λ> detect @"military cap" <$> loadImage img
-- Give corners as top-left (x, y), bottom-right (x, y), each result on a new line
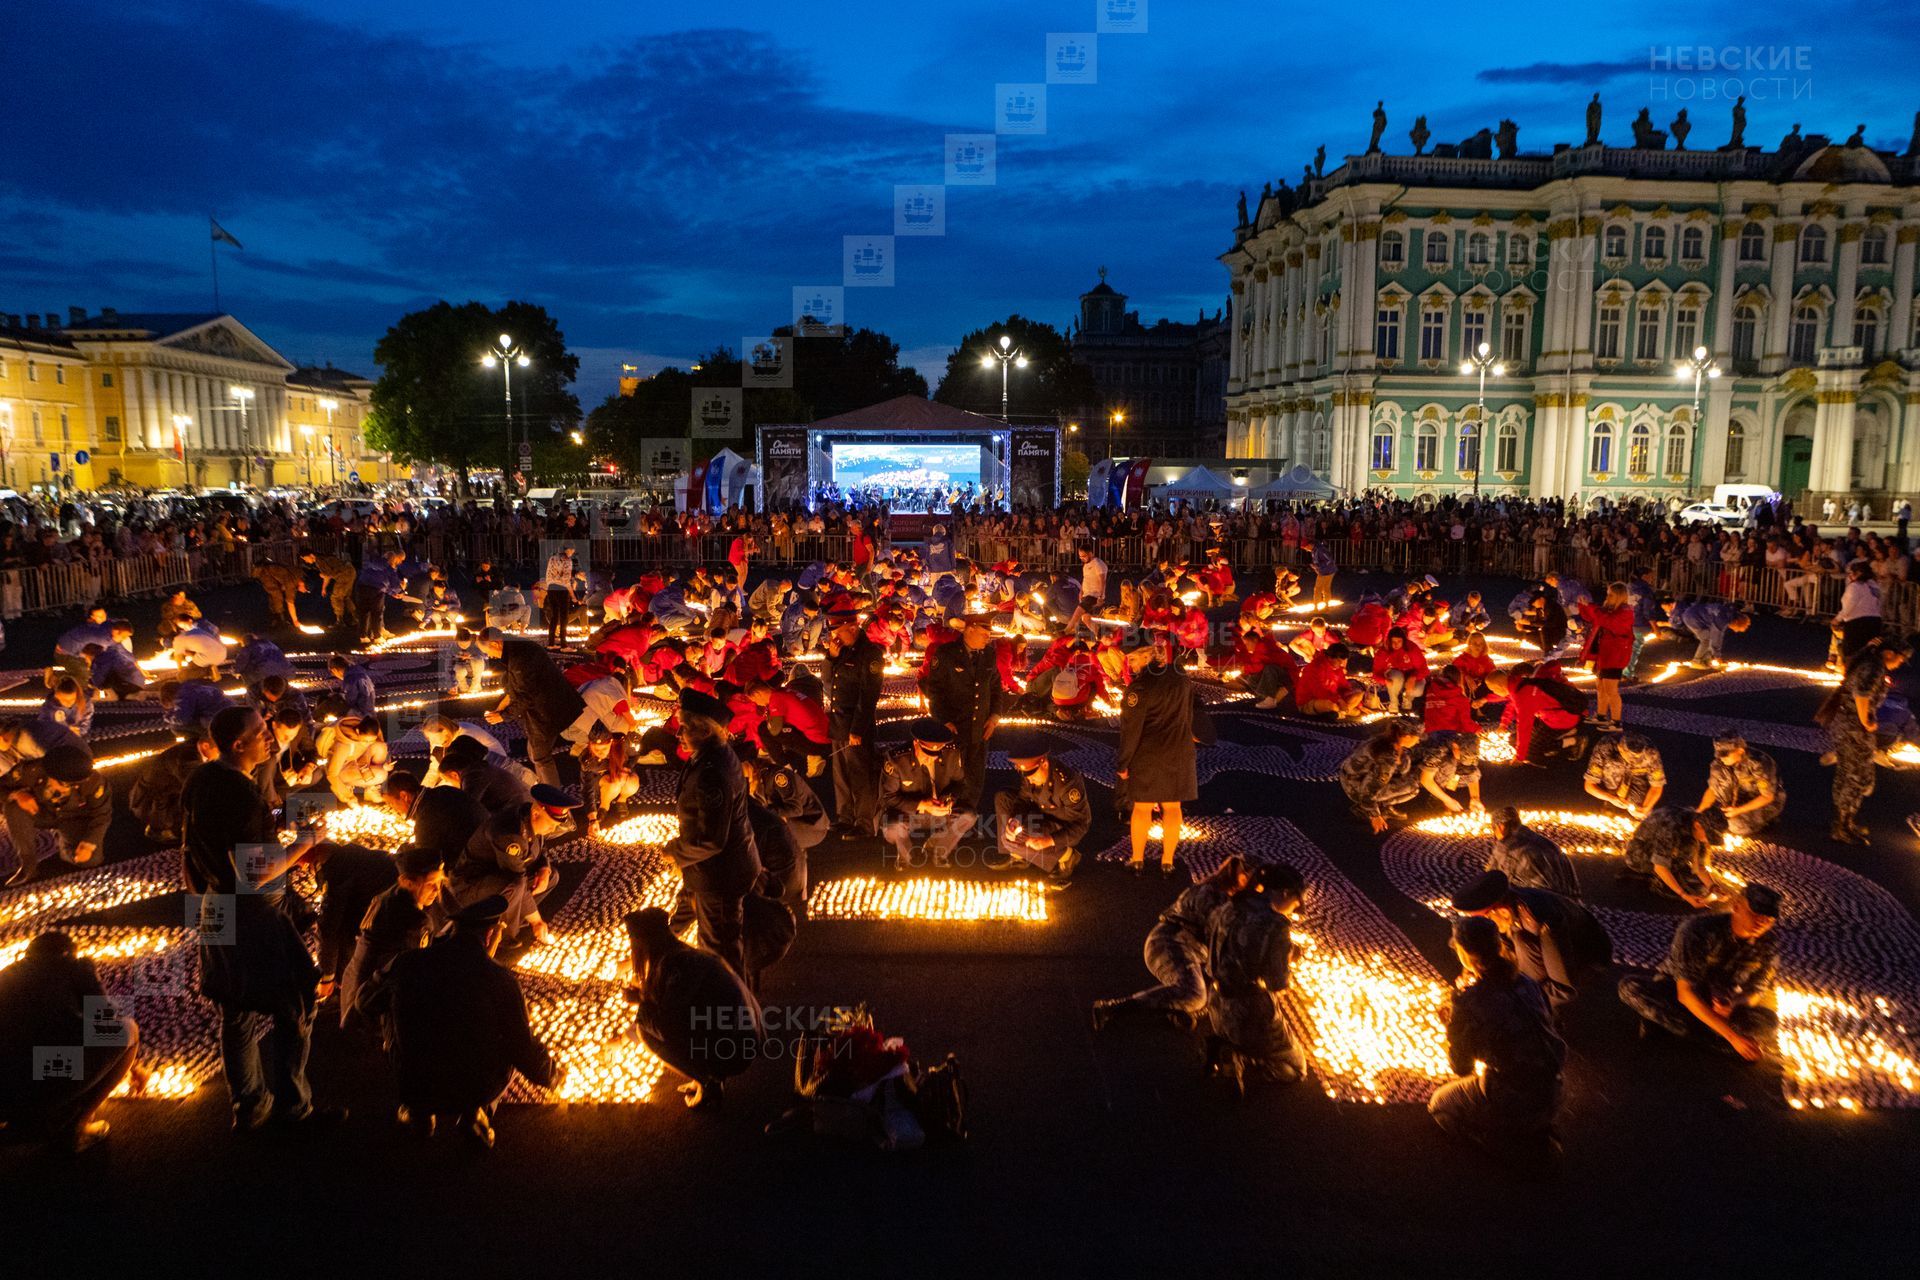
top-left (454, 894), bottom-right (510, 927)
top-left (908, 719), bottom-right (956, 745)
top-left (678, 689), bottom-right (730, 725)
top-left (441, 736), bottom-right (490, 771)
top-left (1450, 869), bottom-right (1511, 914)
top-left (1712, 734), bottom-right (1747, 760)
top-left (1744, 882), bottom-right (1782, 918)
top-left (395, 845), bottom-right (444, 879)
top-left (43, 744), bottom-right (94, 784)
top-left (1005, 747), bottom-right (1051, 767)
top-left (530, 782), bottom-right (586, 817)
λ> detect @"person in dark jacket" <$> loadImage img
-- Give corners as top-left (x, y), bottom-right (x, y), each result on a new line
top-left (878, 721), bottom-right (976, 868)
top-left (440, 735), bottom-right (535, 813)
top-left (1092, 857), bottom-right (1251, 1030)
top-left (1485, 806), bottom-right (1582, 898)
top-left (3, 743), bottom-right (110, 888)
top-left (623, 907), bottom-right (763, 1110)
top-left (993, 748), bottom-right (1092, 884)
top-left (1429, 917), bottom-right (1565, 1154)
top-left (922, 614), bottom-right (1008, 807)
top-left (442, 786), bottom-right (578, 944)
top-left (1117, 631), bottom-right (1208, 874)
top-left (129, 729), bottom-right (219, 842)
top-left (1205, 862), bottom-right (1308, 1095)
top-left (0, 931), bottom-right (139, 1151)
top-left (382, 769), bottom-right (488, 863)
top-left (299, 548), bottom-right (357, 625)
top-left (665, 691), bottom-right (762, 978)
top-left (341, 845), bottom-right (445, 1033)
top-left (253, 559), bottom-right (308, 629)
top-left (303, 842), bottom-right (400, 1009)
top-left (1451, 870), bottom-right (1612, 1014)
top-left (823, 608), bottom-right (884, 835)
top-left (354, 548), bottom-right (412, 644)
top-left (373, 894), bottom-right (563, 1146)
top-left (481, 627), bottom-right (586, 786)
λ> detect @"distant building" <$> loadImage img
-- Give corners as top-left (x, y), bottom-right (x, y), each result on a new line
top-left (1070, 268), bottom-right (1228, 458)
top-left (1223, 108), bottom-right (1920, 509)
top-left (0, 306), bottom-right (385, 491)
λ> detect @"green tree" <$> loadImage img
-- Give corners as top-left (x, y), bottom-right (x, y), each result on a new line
top-left (366, 299), bottom-right (580, 492)
top-left (933, 315), bottom-right (1097, 422)
top-left (784, 326), bottom-right (929, 417)
top-left (1062, 447), bottom-right (1090, 499)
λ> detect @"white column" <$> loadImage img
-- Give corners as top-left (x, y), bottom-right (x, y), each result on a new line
top-left (1831, 221), bottom-right (1862, 348)
top-left (1711, 218), bottom-right (1740, 361)
top-left (1810, 386), bottom-right (1858, 494)
top-left (1891, 225), bottom-right (1918, 358)
top-left (1697, 380), bottom-right (1734, 486)
top-left (1228, 283), bottom-right (1246, 385)
top-left (1764, 221), bottom-right (1798, 370)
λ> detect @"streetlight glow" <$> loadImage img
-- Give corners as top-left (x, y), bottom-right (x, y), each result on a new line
top-left (1678, 344), bottom-right (1720, 493)
top-left (982, 333), bottom-right (1027, 421)
top-left (484, 333), bottom-right (532, 488)
top-left (1460, 341), bottom-right (1502, 500)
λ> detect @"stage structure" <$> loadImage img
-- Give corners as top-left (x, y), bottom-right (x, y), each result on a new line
top-left (756, 395), bottom-right (1061, 515)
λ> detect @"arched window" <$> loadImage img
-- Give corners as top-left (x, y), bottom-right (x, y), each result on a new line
top-left (1508, 235), bottom-right (1531, 266)
top-left (1415, 418), bottom-right (1440, 471)
top-left (1732, 304), bottom-right (1760, 363)
top-left (1603, 224), bottom-right (1629, 258)
top-left (1379, 231), bottom-right (1404, 267)
top-left (1861, 226), bottom-right (1890, 265)
top-left (1799, 225), bottom-right (1828, 265)
top-left (1424, 230), bottom-right (1450, 267)
top-left (1680, 226), bottom-right (1706, 261)
top-left (1643, 225), bottom-right (1668, 261)
top-left (1458, 410), bottom-right (1482, 475)
top-left (1725, 420), bottom-right (1747, 479)
top-left (1496, 419), bottom-right (1520, 472)
top-left (1371, 419), bottom-right (1396, 471)
top-left (1664, 424), bottom-right (1688, 477)
top-left (1590, 421), bottom-right (1614, 475)
top-left (1628, 422), bottom-right (1653, 478)
top-left (1789, 305), bottom-right (1822, 365)
top-left (1312, 419), bottom-right (1331, 471)
top-left (1467, 233), bottom-right (1492, 266)
top-left (1853, 306), bottom-right (1882, 359)
top-left (1739, 223), bottom-right (1767, 262)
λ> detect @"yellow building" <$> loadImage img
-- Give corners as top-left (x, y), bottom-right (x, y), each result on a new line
top-left (0, 307), bottom-right (385, 492)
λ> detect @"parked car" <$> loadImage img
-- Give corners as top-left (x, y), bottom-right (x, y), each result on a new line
top-left (1678, 501), bottom-right (1744, 527)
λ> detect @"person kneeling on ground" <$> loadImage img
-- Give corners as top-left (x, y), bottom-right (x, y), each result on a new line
top-left (623, 906), bottom-right (763, 1110)
top-left (1450, 870), bottom-right (1612, 1015)
top-left (0, 931), bottom-right (142, 1152)
top-left (1204, 862), bottom-right (1309, 1097)
top-left (1430, 917), bottom-right (1566, 1156)
top-left (992, 749), bottom-right (1091, 886)
top-left (1617, 883), bottom-right (1782, 1068)
top-left (1092, 857), bottom-right (1251, 1032)
top-left (1338, 719), bottom-right (1423, 834)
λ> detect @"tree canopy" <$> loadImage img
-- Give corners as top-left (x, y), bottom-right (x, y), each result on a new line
top-left (932, 314), bottom-right (1097, 424)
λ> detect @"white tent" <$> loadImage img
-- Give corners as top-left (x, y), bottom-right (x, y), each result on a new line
top-left (1157, 465), bottom-right (1237, 501)
top-left (1247, 465), bottom-right (1335, 502)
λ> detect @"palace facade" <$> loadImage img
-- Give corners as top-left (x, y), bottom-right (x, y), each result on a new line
top-left (1222, 112), bottom-right (1920, 508)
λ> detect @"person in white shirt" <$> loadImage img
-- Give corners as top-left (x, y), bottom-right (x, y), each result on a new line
top-left (170, 622), bottom-right (228, 676)
top-left (1833, 561), bottom-right (1883, 665)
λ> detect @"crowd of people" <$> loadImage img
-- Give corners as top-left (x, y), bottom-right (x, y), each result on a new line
top-left (0, 485), bottom-right (1908, 1162)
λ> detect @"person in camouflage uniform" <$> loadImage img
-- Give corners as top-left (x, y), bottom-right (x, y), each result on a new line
top-left (1091, 857), bottom-right (1251, 1031)
top-left (1582, 732), bottom-right (1666, 820)
top-left (1697, 735), bottom-right (1784, 836)
top-left (1429, 916), bottom-right (1565, 1152)
top-left (1451, 870), bottom-right (1612, 1013)
top-left (1622, 806), bottom-right (1727, 908)
top-left (1618, 883), bottom-right (1782, 1066)
top-left (1827, 638), bottom-right (1911, 845)
top-left (1414, 732), bottom-right (1482, 814)
top-left (1339, 719), bottom-right (1423, 833)
top-left (1204, 863), bottom-right (1309, 1096)
top-left (1485, 806), bottom-right (1582, 898)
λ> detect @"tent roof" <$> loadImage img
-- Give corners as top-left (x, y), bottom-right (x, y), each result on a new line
top-left (1248, 465), bottom-right (1335, 499)
top-left (804, 395), bottom-right (1011, 433)
top-left (1158, 464), bottom-right (1236, 495)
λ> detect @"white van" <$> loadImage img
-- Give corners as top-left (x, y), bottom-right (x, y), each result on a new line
top-left (1712, 484), bottom-right (1778, 512)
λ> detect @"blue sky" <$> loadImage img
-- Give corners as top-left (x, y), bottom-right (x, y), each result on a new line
top-left (5, 1), bottom-right (1913, 403)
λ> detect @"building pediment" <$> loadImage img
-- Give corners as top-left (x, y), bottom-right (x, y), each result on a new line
top-left (158, 318), bottom-right (294, 370)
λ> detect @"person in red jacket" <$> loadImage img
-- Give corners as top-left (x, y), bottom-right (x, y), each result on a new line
top-left (1288, 615), bottom-right (1337, 664)
top-left (1346, 598), bottom-right (1392, 653)
top-left (595, 616), bottom-right (660, 671)
top-left (1372, 627), bottom-right (1431, 713)
top-left (745, 679), bottom-right (831, 772)
top-left (1579, 582), bottom-right (1636, 730)
top-left (723, 618), bottom-right (782, 688)
top-left (1422, 664), bottom-right (1478, 734)
top-left (1239, 591), bottom-right (1281, 627)
top-left (1226, 617), bottom-right (1299, 709)
top-left (1501, 661), bottom-right (1587, 763)
top-left (1450, 632), bottom-right (1504, 707)
top-left (1168, 602), bottom-right (1211, 665)
top-left (1296, 643), bottom-right (1365, 718)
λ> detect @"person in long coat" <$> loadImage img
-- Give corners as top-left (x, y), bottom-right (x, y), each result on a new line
top-left (1117, 632), bottom-right (1211, 874)
top-left (623, 906), bottom-right (764, 1110)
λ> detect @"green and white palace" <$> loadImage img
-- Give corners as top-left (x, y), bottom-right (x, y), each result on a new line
top-left (1222, 106), bottom-right (1920, 508)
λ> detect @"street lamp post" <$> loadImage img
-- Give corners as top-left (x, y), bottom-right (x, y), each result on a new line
top-left (1457, 340), bottom-right (1505, 501)
top-left (317, 397), bottom-right (339, 489)
top-left (300, 424), bottom-right (315, 485)
top-left (172, 413), bottom-right (193, 487)
top-left (1108, 408), bottom-right (1125, 462)
top-left (482, 334), bottom-right (532, 493)
top-left (980, 334), bottom-right (1028, 421)
top-left (1675, 344), bottom-right (1721, 498)
top-left (228, 385), bottom-right (255, 489)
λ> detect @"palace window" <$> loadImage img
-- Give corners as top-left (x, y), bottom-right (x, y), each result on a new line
top-left (53, 365), bottom-right (65, 385)
top-left (60, 412), bottom-right (70, 443)
top-left (1458, 413), bottom-right (1482, 474)
top-left (1590, 422), bottom-right (1614, 475)
top-left (1312, 422), bottom-right (1331, 471)
top-left (31, 411), bottom-right (42, 443)
top-left (1595, 304), bottom-right (1624, 360)
top-left (1508, 235), bottom-right (1531, 267)
top-left (1634, 303), bottom-right (1663, 362)
top-left (1496, 420), bottom-right (1520, 472)
top-left (1680, 226), bottom-right (1706, 262)
top-left (1664, 424), bottom-right (1688, 477)
top-left (1799, 225), bottom-right (1828, 266)
top-left (1789, 305), bottom-right (1822, 365)
top-left (1643, 225), bottom-right (1668, 262)
top-left (1602, 224), bottom-right (1629, 259)
top-left (1467, 233), bottom-right (1492, 267)
top-left (1419, 308), bottom-right (1447, 362)
top-left (1860, 226), bottom-right (1890, 266)
top-left (104, 416), bottom-right (121, 443)
top-left (1415, 419), bottom-right (1439, 471)
top-left (1731, 305), bottom-right (1759, 364)
top-left (101, 372), bottom-right (113, 388)
top-left (1853, 306), bottom-right (1882, 359)
top-left (1375, 306), bottom-right (1401, 360)
top-left (1628, 422), bottom-right (1653, 478)
top-left (1319, 315), bottom-right (1333, 365)
top-left (1501, 307), bottom-right (1529, 363)
top-left (1461, 309), bottom-right (1488, 359)
top-left (1673, 305), bottom-right (1701, 359)
top-left (1739, 223), bottom-right (1767, 262)
top-left (1424, 231), bottom-right (1450, 268)
top-left (1379, 232), bottom-right (1404, 267)
top-left (1372, 422), bottom-right (1396, 471)
top-left (1725, 421), bottom-right (1746, 478)
top-left (25, 360), bottom-right (36, 383)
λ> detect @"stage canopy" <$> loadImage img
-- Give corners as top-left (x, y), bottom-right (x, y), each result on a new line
top-left (1247, 465), bottom-right (1336, 501)
top-left (1156, 464), bottom-right (1238, 501)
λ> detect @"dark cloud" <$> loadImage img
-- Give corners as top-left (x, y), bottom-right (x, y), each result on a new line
top-left (1476, 60), bottom-right (1643, 85)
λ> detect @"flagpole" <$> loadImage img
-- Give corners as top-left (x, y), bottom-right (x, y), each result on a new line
top-left (210, 213), bottom-right (221, 311)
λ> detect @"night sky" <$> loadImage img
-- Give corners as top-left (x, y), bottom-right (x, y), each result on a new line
top-left (6, 1), bottom-right (1913, 402)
